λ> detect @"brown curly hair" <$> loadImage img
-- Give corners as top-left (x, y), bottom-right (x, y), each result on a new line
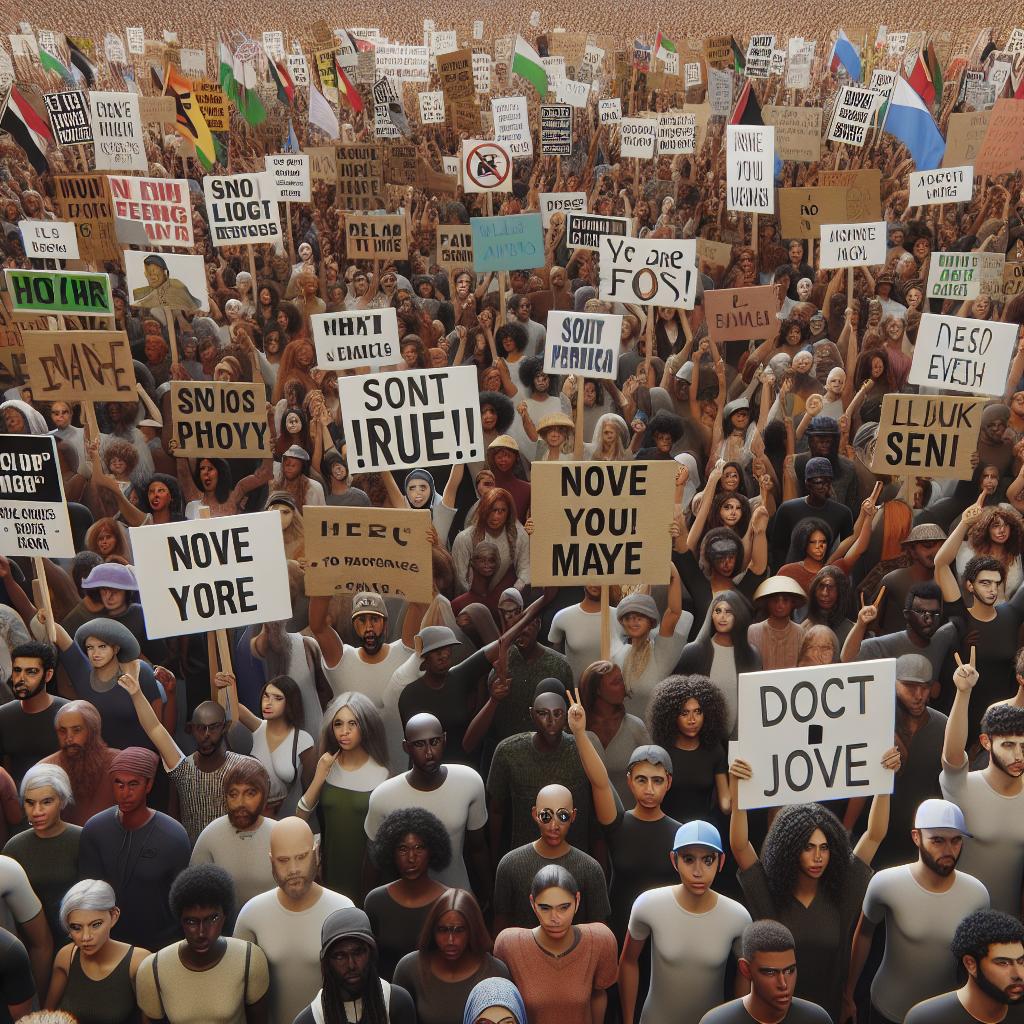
top-left (646, 675), bottom-right (728, 750)
top-left (965, 505), bottom-right (1024, 565)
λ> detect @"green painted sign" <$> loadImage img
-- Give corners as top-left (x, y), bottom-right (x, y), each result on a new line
top-left (3, 269), bottom-right (114, 316)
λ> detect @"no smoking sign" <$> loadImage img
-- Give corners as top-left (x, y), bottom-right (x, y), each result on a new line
top-left (461, 140), bottom-right (513, 193)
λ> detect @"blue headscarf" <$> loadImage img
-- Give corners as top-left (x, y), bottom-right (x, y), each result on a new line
top-left (462, 979), bottom-right (528, 1024)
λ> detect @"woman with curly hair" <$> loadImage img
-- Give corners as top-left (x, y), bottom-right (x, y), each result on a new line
top-left (646, 674), bottom-right (730, 824)
top-left (393, 889), bottom-right (509, 1024)
top-left (801, 565), bottom-right (855, 644)
top-left (947, 503), bottom-right (1024, 599)
top-left (364, 808), bottom-right (452, 980)
top-left (450, 488), bottom-right (530, 593)
top-left (84, 517), bottom-right (132, 562)
top-left (728, 752), bottom-right (900, 1023)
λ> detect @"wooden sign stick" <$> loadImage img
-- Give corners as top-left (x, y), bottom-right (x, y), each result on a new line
top-left (600, 585), bottom-right (611, 661)
top-left (643, 308), bottom-right (655, 386)
top-left (285, 202), bottom-right (296, 264)
top-left (31, 559), bottom-right (56, 643)
top-left (165, 307), bottom-right (180, 366)
top-left (573, 376), bottom-right (587, 458)
top-left (198, 505), bottom-right (233, 712)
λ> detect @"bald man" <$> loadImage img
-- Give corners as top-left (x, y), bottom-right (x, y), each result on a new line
top-left (234, 816), bottom-right (354, 1024)
top-left (493, 782), bottom-right (612, 931)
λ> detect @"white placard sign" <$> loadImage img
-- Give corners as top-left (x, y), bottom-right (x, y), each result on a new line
top-left (461, 139), bottom-right (513, 193)
top-left (419, 91), bottom-right (445, 123)
top-left (927, 253), bottom-right (982, 301)
top-left (311, 308), bottom-right (400, 370)
top-left (123, 250), bottom-right (209, 312)
top-left (126, 26), bottom-right (145, 55)
top-left (657, 113), bottom-right (696, 154)
top-left (89, 91), bottom-right (146, 172)
top-left (203, 173), bottom-right (282, 247)
top-left (544, 311), bottom-right (623, 379)
top-left (598, 98), bottom-right (621, 124)
top-left (540, 192), bottom-right (587, 228)
top-left (337, 366), bottom-right (483, 472)
top-left (129, 512), bottom-right (291, 638)
top-left (726, 125), bottom-right (775, 212)
top-left (472, 52), bottom-right (491, 93)
top-left (684, 62), bottom-right (701, 88)
top-left (819, 222), bottom-right (887, 269)
top-left (473, 20), bottom-right (484, 40)
top-left (286, 54), bottom-right (309, 86)
top-left (20, 220), bottom-right (79, 260)
top-left (732, 659), bottom-right (896, 809)
top-left (262, 31), bottom-right (285, 60)
top-left (826, 85), bottom-right (877, 147)
top-left (908, 313), bottom-right (1017, 396)
top-left (264, 154), bottom-right (311, 202)
top-left (909, 166), bottom-right (974, 206)
top-left (619, 117), bottom-right (656, 158)
top-left (180, 48), bottom-right (207, 76)
top-left (708, 67), bottom-right (733, 115)
top-left (0, 435), bottom-right (75, 559)
top-left (491, 97), bottom-right (533, 158)
top-left (599, 236), bottom-right (697, 309)
top-left (556, 78), bottom-right (590, 108)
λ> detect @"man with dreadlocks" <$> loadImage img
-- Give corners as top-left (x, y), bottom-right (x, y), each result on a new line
top-left (293, 907), bottom-right (415, 1024)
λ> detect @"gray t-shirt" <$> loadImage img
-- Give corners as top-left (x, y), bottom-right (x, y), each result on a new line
top-left (190, 815), bottom-right (275, 909)
top-left (698, 997), bottom-right (833, 1024)
top-left (858, 625), bottom-right (956, 683)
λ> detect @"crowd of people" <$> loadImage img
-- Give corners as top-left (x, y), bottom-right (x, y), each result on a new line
top-left (0, 8), bottom-right (1021, 1024)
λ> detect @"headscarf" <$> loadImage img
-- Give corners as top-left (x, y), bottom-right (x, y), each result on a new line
top-left (0, 400), bottom-right (48, 434)
top-left (462, 979), bottom-right (528, 1024)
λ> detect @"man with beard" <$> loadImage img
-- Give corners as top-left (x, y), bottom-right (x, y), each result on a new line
top-left (234, 816), bottom-right (354, 1024)
top-left (794, 415), bottom-right (860, 518)
top-left (941, 654), bottom-right (1024, 916)
top-left (77, 746), bottom-right (190, 948)
top-left (845, 799), bottom-right (990, 1024)
top-left (872, 524), bottom-right (947, 634)
top-left (769, 459), bottom-right (853, 570)
top-left (40, 700), bottom-right (118, 825)
top-left (190, 759), bottom-right (276, 916)
top-left (0, 641), bottom-right (67, 785)
top-left (906, 910), bottom-right (1024, 1024)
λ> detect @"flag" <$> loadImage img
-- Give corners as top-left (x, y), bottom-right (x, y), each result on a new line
top-left (729, 79), bottom-right (763, 125)
top-left (884, 76), bottom-right (945, 170)
top-left (266, 53), bottom-right (295, 106)
top-left (0, 85), bottom-right (52, 174)
top-left (925, 43), bottom-right (943, 104)
top-left (906, 44), bottom-right (943, 106)
top-left (66, 37), bottom-right (97, 86)
top-left (830, 29), bottom-right (862, 81)
top-left (218, 38), bottom-right (267, 126)
top-left (334, 55), bottom-right (364, 113)
top-left (512, 35), bottom-right (548, 98)
top-left (308, 83), bottom-right (339, 139)
top-left (163, 62), bottom-right (221, 170)
top-left (730, 36), bottom-right (746, 74)
top-left (39, 47), bottom-right (76, 85)
top-left (654, 31), bottom-right (677, 63)
top-left (283, 119), bottom-right (299, 153)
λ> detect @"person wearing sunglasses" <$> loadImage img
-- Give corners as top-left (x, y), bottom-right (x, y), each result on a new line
top-left (462, 976), bottom-right (528, 1024)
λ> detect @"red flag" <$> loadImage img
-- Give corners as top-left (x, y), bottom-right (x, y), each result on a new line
top-left (907, 50), bottom-right (935, 105)
top-left (335, 56), bottom-right (364, 113)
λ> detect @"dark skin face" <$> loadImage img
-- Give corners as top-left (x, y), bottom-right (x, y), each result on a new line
top-left (805, 475), bottom-right (832, 502)
top-left (908, 540), bottom-right (942, 570)
top-left (531, 693), bottom-right (567, 744)
top-left (180, 903), bottom-right (226, 959)
top-left (111, 772), bottom-right (152, 816)
top-left (403, 718), bottom-right (446, 775)
top-left (394, 832), bottom-right (430, 880)
top-left (904, 597), bottom-right (941, 639)
top-left (187, 703), bottom-right (228, 757)
top-left (327, 938), bottom-right (372, 994)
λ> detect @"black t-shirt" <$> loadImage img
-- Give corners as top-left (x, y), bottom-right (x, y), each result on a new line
top-left (770, 498), bottom-right (853, 571)
top-left (664, 744), bottom-right (727, 825)
top-left (906, 990), bottom-right (1024, 1023)
top-left (699, 996), bottom-right (832, 1024)
top-left (0, 696), bottom-right (68, 784)
top-left (0, 929), bottom-right (34, 1024)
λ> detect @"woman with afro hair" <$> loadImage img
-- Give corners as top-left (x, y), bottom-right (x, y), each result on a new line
top-left (728, 748), bottom-right (901, 1023)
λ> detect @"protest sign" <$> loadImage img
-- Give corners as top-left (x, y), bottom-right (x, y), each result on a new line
top-left (775, 189), bottom-right (852, 238)
top-left (473, 52), bottom-right (491, 93)
top-left (732, 659), bottom-right (896, 809)
top-left (705, 285), bottom-right (779, 343)
top-left (826, 85), bottom-right (877, 147)
top-left (707, 67), bottom-right (733, 116)
top-left (909, 166), bottom-right (974, 206)
top-left (819, 222), bottom-right (887, 269)
top-left (337, 144), bottom-right (384, 210)
top-left (125, 26), bottom-right (145, 54)
top-left (927, 253), bottom-right (982, 301)
top-left (303, 147), bottom-right (335, 186)
top-left (180, 48), bottom-right (208, 77)
top-left (311, 308), bottom-right (400, 370)
top-left (108, 176), bottom-right (194, 247)
top-left (684, 62), bottom-right (702, 88)
top-left (657, 113), bottom-right (697, 154)
top-left (544, 311), bottom-right (622, 379)
top-left (43, 91), bottom-right (91, 145)
top-left (598, 98), bottom-right (621, 124)
top-left (137, 95), bottom-right (176, 127)
top-left (726, 125), bottom-right (775, 213)
top-left (697, 238), bottom-right (735, 276)
top-left (287, 54), bottom-right (309, 86)
top-left (192, 80), bottom-right (229, 131)
top-left (744, 33), bottom-right (775, 77)
top-left (203, 174), bottom-right (282, 247)
top-left (598, 236), bottom-right (697, 309)
top-left (908, 313), bottom-right (1017, 396)
top-left (1003, 262), bottom-right (1024, 300)
top-left (337, 365), bottom-right (483, 472)
top-left (871, 394), bottom-right (984, 479)
top-left (19, 221), bottom-right (78, 261)
top-left (530, 460), bottom-right (676, 584)
top-left (436, 225), bottom-right (474, 270)
top-left (21, 330), bottom-right (135, 402)
top-left (470, 214), bottom-right (544, 272)
top-left (346, 215), bottom-right (409, 260)
top-left (384, 146), bottom-right (418, 188)
top-left (437, 48), bottom-right (475, 103)
top-left (816, 169), bottom-right (882, 221)
top-left (304, 506), bottom-right (433, 601)
top-left (264, 155), bottom-right (311, 203)
top-left (5, 270), bottom-right (112, 316)
top-left (51, 175), bottom-right (117, 265)
top-left (540, 104), bottom-right (573, 156)
top-left (419, 91), bottom-right (445, 123)
top-left (943, 111), bottom-right (990, 168)
top-left (374, 43), bottom-right (430, 81)
top-left (0, 434), bottom-right (74, 558)
top-left (973, 99), bottom-right (1024, 176)
top-left (89, 91), bottom-right (145, 172)
top-left (491, 97), bottom-right (532, 158)
top-left (704, 36), bottom-right (732, 68)
top-left (130, 512), bottom-right (291, 638)
top-left (170, 382), bottom-right (271, 458)
top-left (556, 78), bottom-right (590, 108)
top-left (461, 139), bottom-right (512, 193)
top-left (123, 251), bottom-right (208, 312)
top-left (540, 192), bottom-right (586, 228)
top-left (978, 253), bottom-right (1006, 300)
top-left (619, 118), bottom-right (657, 158)
top-left (762, 106), bottom-right (822, 162)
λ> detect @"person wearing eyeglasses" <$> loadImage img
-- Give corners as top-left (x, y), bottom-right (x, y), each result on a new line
top-left (462, 976), bottom-right (528, 1024)
top-left (393, 888), bottom-right (509, 1024)
top-left (136, 865), bottom-right (270, 1024)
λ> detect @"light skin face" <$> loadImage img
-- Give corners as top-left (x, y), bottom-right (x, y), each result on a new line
top-left (913, 827), bottom-right (963, 876)
top-left (24, 785), bottom-right (62, 834)
top-left (57, 713), bottom-right (90, 757)
top-left (621, 612), bottom-right (655, 640)
top-left (719, 498), bottom-right (743, 527)
top-left (798, 827), bottom-right (830, 881)
top-left (966, 943), bottom-right (1024, 1004)
top-left (711, 601), bottom-right (735, 635)
top-left (967, 570), bottom-right (1003, 608)
top-left (67, 908), bottom-right (118, 957)
top-left (11, 657), bottom-right (50, 701)
top-left (530, 886), bottom-right (578, 941)
top-left (50, 402), bottom-right (71, 428)
top-left (984, 733), bottom-right (1024, 778)
top-left (721, 466), bottom-right (740, 490)
top-left (474, 1008), bottom-right (518, 1024)
top-left (226, 780), bottom-right (264, 830)
top-left (333, 706), bottom-right (362, 753)
top-left (406, 480), bottom-right (431, 507)
top-left (84, 637), bottom-right (117, 671)
top-left (270, 821), bottom-right (319, 900)
top-left (486, 500), bottom-right (509, 532)
top-left (628, 761), bottom-right (671, 811)
top-left (896, 678), bottom-right (931, 718)
top-left (671, 844), bottom-right (722, 896)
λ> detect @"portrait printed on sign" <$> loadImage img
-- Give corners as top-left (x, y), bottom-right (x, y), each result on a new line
top-left (124, 251), bottom-right (208, 312)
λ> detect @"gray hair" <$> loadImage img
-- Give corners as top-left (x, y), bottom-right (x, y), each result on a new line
top-left (59, 879), bottom-right (117, 931)
top-left (319, 692), bottom-right (389, 769)
top-left (20, 764), bottom-right (73, 808)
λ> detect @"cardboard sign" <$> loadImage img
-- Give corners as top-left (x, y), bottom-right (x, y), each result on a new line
top-left (345, 214), bottom-right (409, 260)
top-left (337, 144), bottom-right (384, 210)
top-left (598, 98), bottom-right (621, 124)
top-left (89, 91), bottom-right (146, 172)
top-left (530, 461), bottom-right (676, 584)
top-left (492, 97), bottom-right (533, 158)
top-left (470, 214), bottom-right (544, 273)
top-left (973, 99), bottom-right (1024, 176)
top-left (544, 311), bottom-right (622, 379)
top-left (540, 104), bottom-right (573, 156)
top-left (129, 512), bottom-right (291, 638)
top-left (123, 251), bottom-right (208, 312)
top-left (170, 382), bottom-right (271, 458)
top-left (311, 308), bottom-right (400, 370)
top-left (726, 125), bottom-right (775, 212)
top-left (265, 154), bottom-right (311, 202)
top-left (598, 235), bottom-right (697, 309)
top-left (19, 221), bottom-right (79, 261)
top-left (5, 270), bottom-right (112, 315)
top-left (745, 33), bottom-right (775, 78)
top-left (566, 213), bottom-right (631, 251)
top-left (927, 253), bottom-right (982, 301)
top-left (137, 95), bottom-right (176, 127)
top-left (1004, 262), bottom-right (1024, 300)
top-left (619, 117), bottom-right (657, 158)
top-left (21, 329), bottom-right (135, 401)
top-left (704, 36), bottom-right (732, 68)
top-left (826, 86), bottom-right (877, 147)
top-left (705, 285), bottom-right (779, 343)
top-left (909, 166), bottom-right (974, 206)
top-left (871, 394), bottom-right (984, 478)
top-left (419, 91), bottom-right (445, 123)
top-left (539, 192), bottom-right (586, 228)
top-left (51, 175), bottom-right (118, 265)
top-left (108, 176), bottom-right (194, 247)
top-left (337, 365), bottom-right (483, 473)
top-left (819, 222), bottom-right (887, 269)
top-left (762, 105), bottom-right (822, 162)
top-left (943, 111), bottom-right (990, 168)
top-left (0, 434), bottom-right (74, 558)
top-left (908, 313), bottom-right (1017, 396)
top-left (43, 90), bottom-right (92, 145)
top-left (203, 173), bottom-right (282, 247)
top-left (657, 113), bottom-right (697, 154)
top-left (732, 659), bottom-right (896, 809)
top-left (437, 48), bottom-right (475, 103)
top-left (779, 186), bottom-right (873, 238)
top-left (697, 238), bottom-right (735, 274)
top-left (462, 139), bottom-right (512, 193)
top-left (436, 225), bottom-right (474, 270)
top-left (304, 506), bottom-right (433, 601)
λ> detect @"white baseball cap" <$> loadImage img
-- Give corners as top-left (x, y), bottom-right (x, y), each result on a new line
top-left (914, 799), bottom-right (972, 836)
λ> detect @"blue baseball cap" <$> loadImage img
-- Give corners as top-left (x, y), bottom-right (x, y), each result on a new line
top-left (672, 820), bottom-right (723, 853)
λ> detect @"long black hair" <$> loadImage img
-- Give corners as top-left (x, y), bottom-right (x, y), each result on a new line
top-left (191, 456), bottom-right (232, 503)
top-left (320, 942), bottom-right (389, 1024)
top-left (804, 565), bottom-right (853, 630)
top-left (785, 517), bottom-right (834, 565)
top-left (675, 591), bottom-right (761, 677)
top-left (761, 803), bottom-right (852, 909)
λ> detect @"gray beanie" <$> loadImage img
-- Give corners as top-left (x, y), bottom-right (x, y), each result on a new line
top-left (320, 907), bottom-right (377, 960)
top-left (615, 593), bottom-right (660, 625)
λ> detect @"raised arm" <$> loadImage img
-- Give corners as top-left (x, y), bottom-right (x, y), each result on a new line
top-left (935, 499), bottom-right (982, 602)
top-left (117, 672), bottom-right (184, 771)
top-left (213, 671), bottom-right (261, 732)
top-left (942, 650), bottom-right (977, 770)
top-left (841, 595), bottom-right (881, 662)
top-left (566, 690), bottom-right (618, 826)
top-left (727, 758), bottom-right (758, 871)
top-left (852, 747), bottom-right (901, 864)
top-left (660, 562), bottom-right (683, 637)
top-left (307, 595), bottom-right (343, 669)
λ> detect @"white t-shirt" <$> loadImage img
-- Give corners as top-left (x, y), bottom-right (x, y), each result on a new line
top-left (249, 721), bottom-right (315, 804)
top-left (709, 643), bottom-right (739, 736)
top-left (940, 760), bottom-right (1024, 915)
top-left (322, 643), bottom-right (412, 707)
top-left (0, 855), bottom-right (42, 934)
top-left (365, 766), bottom-right (487, 891)
top-left (548, 604), bottom-right (625, 684)
top-left (862, 865), bottom-right (989, 1021)
top-left (628, 887), bottom-right (751, 1024)
top-left (190, 815), bottom-right (276, 908)
top-left (327, 757), bottom-right (389, 793)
